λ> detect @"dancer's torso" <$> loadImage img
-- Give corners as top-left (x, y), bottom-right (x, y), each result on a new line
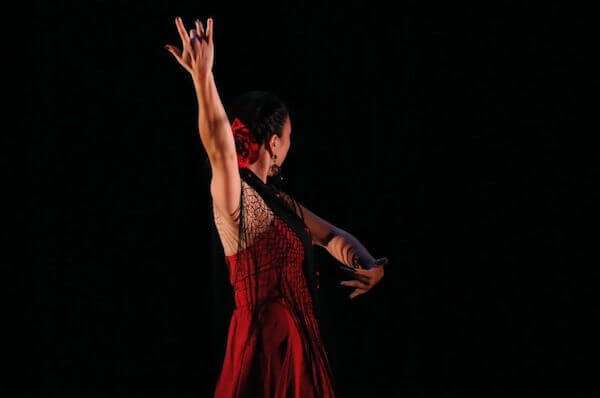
top-left (212, 180), bottom-right (312, 310)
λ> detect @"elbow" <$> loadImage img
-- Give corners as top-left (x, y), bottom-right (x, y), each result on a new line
top-left (209, 148), bottom-right (236, 160)
top-left (320, 227), bottom-right (340, 249)
top-left (207, 147), bottom-right (238, 165)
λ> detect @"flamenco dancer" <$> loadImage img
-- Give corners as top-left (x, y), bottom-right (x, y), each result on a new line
top-left (165, 16), bottom-right (388, 398)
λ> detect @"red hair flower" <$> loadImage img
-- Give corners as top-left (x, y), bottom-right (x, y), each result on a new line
top-left (231, 118), bottom-right (260, 168)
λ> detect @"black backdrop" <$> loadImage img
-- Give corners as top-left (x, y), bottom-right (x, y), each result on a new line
top-left (28, 1), bottom-right (598, 397)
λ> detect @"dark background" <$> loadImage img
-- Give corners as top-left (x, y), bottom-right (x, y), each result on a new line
top-left (28, 1), bottom-right (598, 397)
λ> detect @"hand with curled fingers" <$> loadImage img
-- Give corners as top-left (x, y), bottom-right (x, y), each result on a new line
top-left (164, 16), bottom-right (215, 84)
top-left (339, 257), bottom-right (388, 300)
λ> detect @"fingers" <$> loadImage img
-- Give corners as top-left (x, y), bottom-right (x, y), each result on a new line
top-left (338, 264), bottom-right (357, 273)
top-left (344, 269), bottom-right (372, 283)
top-left (189, 29), bottom-right (202, 56)
top-left (164, 44), bottom-right (181, 59)
top-left (175, 17), bottom-right (196, 65)
top-left (195, 19), bottom-right (206, 39)
top-left (354, 266), bottom-right (384, 277)
top-left (355, 267), bottom-right (384, 287)
top-left (340, 279), bottom-right (370, 289)
top-left (354, 269), bottom-right (380, 282)
top-left (175, 16), bottom-right (190, 45)
top-left (338, 264), bottom-right (368, 279)
top-left (338, 266), bottom-right (370, 283)
top-left (164, 44), bottom-right (184, 64)
top-left (354, 274), bottom-right (372, 284)
top-left (170, 16), bottom-right (213, 72)
top-left (353, 268), bottom-right (372, 276)
top-left (207, 17), bottom-right (213, 43)
top-left (350, 288), bottom-right (367, 300)
top-left (164, 43), bottom-right (193, 73)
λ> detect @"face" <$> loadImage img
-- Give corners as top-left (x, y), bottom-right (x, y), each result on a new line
top-left (270, 116), bottom-right (292, 166)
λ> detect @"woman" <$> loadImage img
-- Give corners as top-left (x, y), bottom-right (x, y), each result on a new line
top-left (165, 17), bottom-right (387, 398)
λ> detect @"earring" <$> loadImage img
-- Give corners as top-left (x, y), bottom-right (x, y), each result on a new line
top-left (269, 152), bottom-right (280, 177)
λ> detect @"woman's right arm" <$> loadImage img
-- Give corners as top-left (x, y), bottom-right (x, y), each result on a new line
top-left (166, 17), bottom-right (240, 220)
top-left (194, 71), bottom-right (241, 222)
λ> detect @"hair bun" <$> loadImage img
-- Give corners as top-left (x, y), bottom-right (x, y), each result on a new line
top-left (231, 118), bottom-right (260, 168)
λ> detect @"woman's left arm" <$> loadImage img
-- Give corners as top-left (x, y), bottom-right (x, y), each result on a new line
top-left (298, 203), bottom-right (387, 299)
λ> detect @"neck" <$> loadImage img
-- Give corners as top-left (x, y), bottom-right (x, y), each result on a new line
top-left (247, 159), bottom-right (270, 184)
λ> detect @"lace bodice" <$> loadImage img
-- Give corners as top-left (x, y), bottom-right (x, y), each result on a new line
top-left (212, 179), bottom-right (307, 256)
top-left (212, 178), bottom-right (312, 308)
top-left (212, 179), bottom-right (274, 256)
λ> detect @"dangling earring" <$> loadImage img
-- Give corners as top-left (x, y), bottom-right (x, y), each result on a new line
top-left (269, 152), bottom-right (281, 177)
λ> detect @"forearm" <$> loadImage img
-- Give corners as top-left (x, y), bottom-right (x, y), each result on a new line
top-left (192, 73), bottom-right (236, 159)
top-left (325, 226), bottom-right (377, 269)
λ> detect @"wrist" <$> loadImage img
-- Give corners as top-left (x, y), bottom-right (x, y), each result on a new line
top-left (349, 251), bottom-right (376, 269)
top-left (367, 257), bottom-right (388, 269)
top-left (192, 71), bottom-right (214, 92)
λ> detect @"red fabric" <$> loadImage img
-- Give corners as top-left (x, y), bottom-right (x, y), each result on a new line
top-left (214, 217), bottom-right (336, 397)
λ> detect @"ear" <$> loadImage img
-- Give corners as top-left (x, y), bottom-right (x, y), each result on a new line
top-left (267, 134), bottom-right (279, 156)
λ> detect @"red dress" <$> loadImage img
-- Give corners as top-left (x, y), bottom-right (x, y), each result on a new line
top-left (213, 195), bottom-right (336, 398)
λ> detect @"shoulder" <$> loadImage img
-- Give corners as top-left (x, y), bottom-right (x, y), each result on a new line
top-left (212, 179), bottom-right (247, 226)
top-left (272, 190), bottom-right (334, 246)
top-left (215, 179), bottom-right (274, 228)
top-left (275, 189), bottom-right (305, 220)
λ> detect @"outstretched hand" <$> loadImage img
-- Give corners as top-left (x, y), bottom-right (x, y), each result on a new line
top-left (165, 16), bottom-right (214, 83)
top-left (339, 257), bottom-right (387, 300)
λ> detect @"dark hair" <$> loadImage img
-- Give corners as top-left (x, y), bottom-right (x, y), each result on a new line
top-left (228, 91), bottom-right (289, 147)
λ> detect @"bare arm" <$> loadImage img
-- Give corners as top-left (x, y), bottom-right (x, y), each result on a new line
top-left (166, 17), bottom-right (240, 220)
top-left (296, 202), bottom-right (387, 299)
top-left (192, 71), bottom-right (236, 162)
top-left (195, 73), bottom-right (241, 221)
top-left (299, 204), bottom-right (378, 269)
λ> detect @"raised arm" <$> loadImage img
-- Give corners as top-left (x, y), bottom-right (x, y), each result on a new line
top-left (165, 17), bottom-right (240, 221)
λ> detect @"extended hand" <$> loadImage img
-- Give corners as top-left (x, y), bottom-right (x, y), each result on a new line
top-left (165, 16), bottom-right (214, 82)
top-left (340, 258), bottom-right (386, 300)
